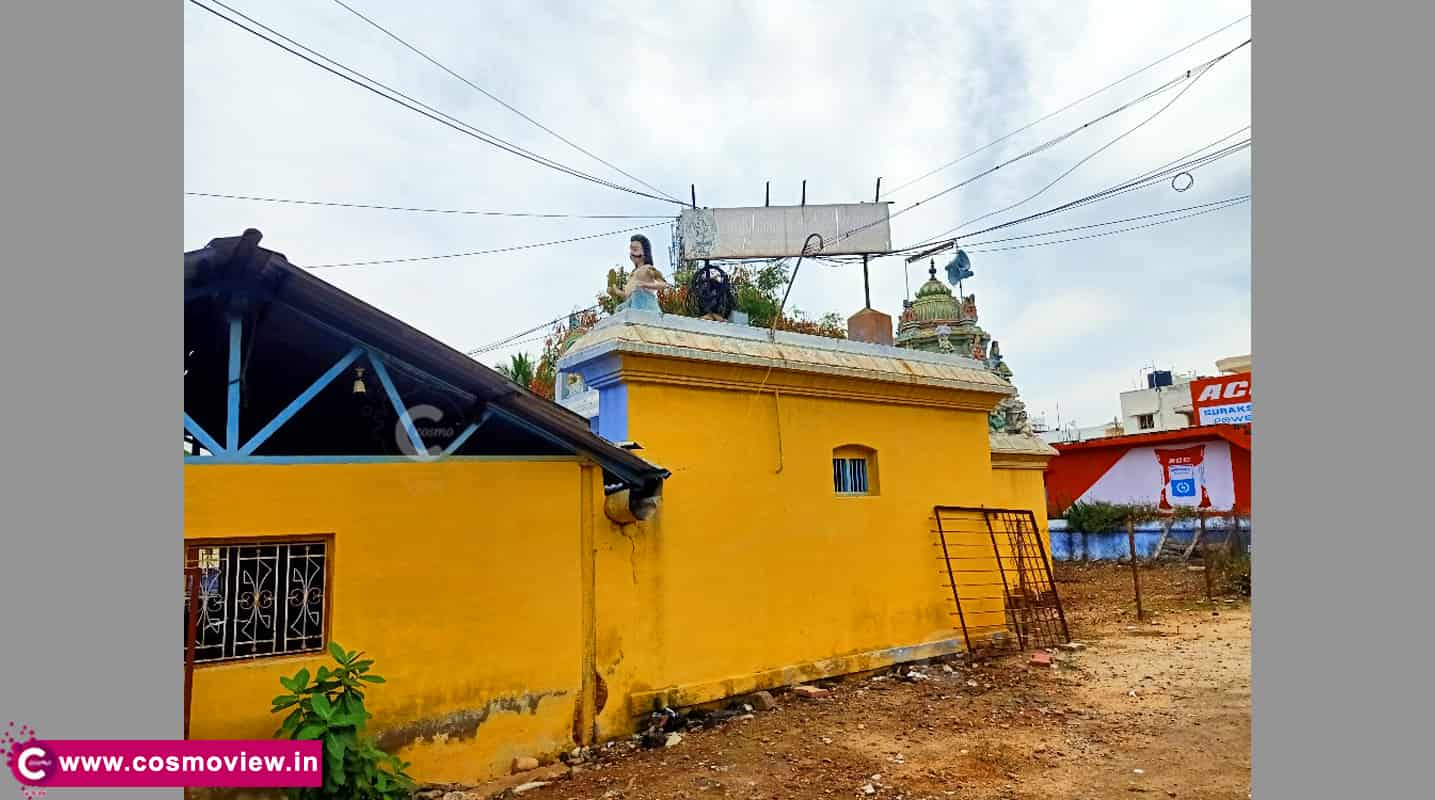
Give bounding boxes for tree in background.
[599,261,845,338]
[530,308,600,401]
[495,352,535,387]
[520,261,848,402]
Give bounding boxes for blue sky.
[184,0,1251,428]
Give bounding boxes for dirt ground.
[473,563,1251,800]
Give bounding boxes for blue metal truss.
[184,313,498,464]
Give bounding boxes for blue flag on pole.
[946,250,973,284]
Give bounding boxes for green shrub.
[1063,501,1162,533]
[1209,551,1252,597]
[271,643,414,800]
[1167,506,1201,522]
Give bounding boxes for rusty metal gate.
[932,506,1070,655]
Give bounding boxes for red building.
[1044,424,1251,516]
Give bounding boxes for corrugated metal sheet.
[679,203,892,259]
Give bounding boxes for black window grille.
[184,541,328,664]
[833,457,870,494]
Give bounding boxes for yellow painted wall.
[988,462,1056,585]
[185,460,594,785]
[589,359,1005,736]
[184,366,1059,777]
[989,464,1051,536]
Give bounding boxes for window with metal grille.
[184,540,329,664]
[1137,413,1156,430]
[833,457,870,494]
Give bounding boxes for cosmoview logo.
[3,724,322,792]
[4,723,51,799]
[15,746,52,783]
[16,741,50,781]
[396,404,454,459]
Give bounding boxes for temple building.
[896,260,1051,449]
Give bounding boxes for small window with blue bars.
[833,457,870,495]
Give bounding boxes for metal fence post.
[1127,518,1144,621]
[1200,511,1214,602]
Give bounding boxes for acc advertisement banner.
[1071,440,1236,510]
[1189,371,1251,426]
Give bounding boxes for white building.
[1039,419,1126,444]
[1216,354,1251,374]
[1046,353,1252,441]
[1119,370,1199,433]
[1118,354,1252,434]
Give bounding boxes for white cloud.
[185,0,1250,416]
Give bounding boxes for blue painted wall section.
[1048,518,1252,561]
[597,384,628,443]
[562,351,628,444]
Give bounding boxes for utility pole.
[862,255,871,308]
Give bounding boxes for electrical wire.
[187,0,685,206]
[466,306,600,356]
[193,0,672,203]
[885,125,1250,254]
[327,0,681,203]
[183,191,673,219]
[960,196,1248,253]
[954,195,1249,247]
[471,199,1251,359]
[898,136,1250,253]
[472,330,558,356]
[305,221,667,269]
[1117,125,1250,186]
[815,40,1249,256]
[958,140,1250,240]
[952,41,1244,232]
[880,13,1251,199]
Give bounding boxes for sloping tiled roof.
[561,309,1015,397]
[989,432,1060,457]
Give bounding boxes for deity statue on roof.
[970,334,988,361]
[621,234,669,299]
[960,294,978,323]
[935,324,954,353]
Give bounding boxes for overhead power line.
[901,135,1251,252]
[815,125,1253,264]
[957,195,1250,247]
[187,0,685,206]
[466,305,600,356]
[184,191,672,219]
[880,13,1251,199]
[1116,124,1251,187]
[474,197,1251,356]
[306,221,667,269]
[961,196,1249,253]
[968,141,1249,239]
[816,39,1249,256]
[328,0,681,203]
[473,330,559,357]
[952,44,1240,232]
